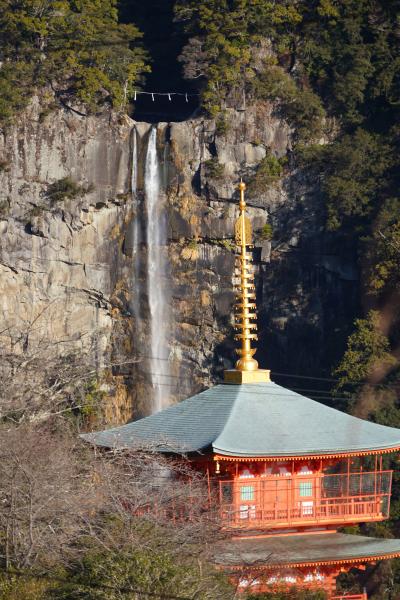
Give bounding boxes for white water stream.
[143,126,170,413]
[131,127,141,329]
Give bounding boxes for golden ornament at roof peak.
[224,181,270,384]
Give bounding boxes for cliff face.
[0,98,358,422]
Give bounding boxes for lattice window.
[240,485,254,501]
[299,481,313,497]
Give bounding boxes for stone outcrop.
[0,96,358,423]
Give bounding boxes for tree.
[0,426,95,571]
[0,315,230,597]
[0,307,142,427]
[0,422,231,598]
[368,198,400,294]
[0,0,149,122]
[48,545,230,600]
[321,130,392,231]
[334,311,399,422]
[174,0,306,118]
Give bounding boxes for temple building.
[83,182,400,599]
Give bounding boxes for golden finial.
[234,181,258,372]
[224,181,271,384]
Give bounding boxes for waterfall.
[144,126,170,413]
[131,127,138,197]
[131,127,141,327]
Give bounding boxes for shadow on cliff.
[255,235,359,407]
[119,0,200,122]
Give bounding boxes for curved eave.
[225,551,400,571]
[215,533,400,572]
[213,444,400,461]
[79,432,202,454]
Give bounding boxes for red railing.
[219,470,392,529]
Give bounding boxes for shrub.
[0,158,10,172]
[181,239,199,260]
[29,205,45,218]
[258,223,273,241]
[204,158,225,180]
[46,178,94,203]
[0,574,49,600]
[247,153,285,197]
[0,199,10,217]
[254,65,325,142]
[215,111,230,136]
[220,238,236,251]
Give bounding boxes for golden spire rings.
[234,181,259,372]
[223,181,271,384]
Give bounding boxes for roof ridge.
[82,381,400,456]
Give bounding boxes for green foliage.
[0,0,149,122]
[334,310,400,424]
[175,0,303,118]
[48,545,230,600]
[46,177,93,203]
[220,238,236,251]
[300,0,400,126]
[203,158,225,180]
[307,130,392,231]
[81,379,105,419]
[334,310,397,389]
[187,239,198,250]
[175,0,324,139]
[367,197,400,294]
[61,377,105,428]
[254,65,325,141]
[0,574,49,600]
[258,222,273,241]
[215,110,230,136]
[247,153,285,197]
[293,1,400,303]
[0,62,34,123]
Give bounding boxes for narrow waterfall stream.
[131,127,170,414]
[131,127,141,331]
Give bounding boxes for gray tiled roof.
[81,382,400,457]
[214,532,400,566]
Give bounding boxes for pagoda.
[83,182,400,599]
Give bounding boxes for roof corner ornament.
[224,181,271,384]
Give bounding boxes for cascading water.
[131,127,138,198]
[131,127,141,328]
[144,126,171,413]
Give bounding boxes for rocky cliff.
[0,97,359,422]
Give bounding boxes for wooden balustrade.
[133,470,392,532]
[219,470,392,529]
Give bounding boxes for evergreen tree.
[0,0,149,122]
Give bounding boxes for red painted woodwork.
[233,566,343,598]
[218,469,392,529]
[207,456,395,598]
[167,456,395,598]
[235,568,336,594]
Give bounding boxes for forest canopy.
[0,0,148,121]
[174,0,400,300]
